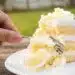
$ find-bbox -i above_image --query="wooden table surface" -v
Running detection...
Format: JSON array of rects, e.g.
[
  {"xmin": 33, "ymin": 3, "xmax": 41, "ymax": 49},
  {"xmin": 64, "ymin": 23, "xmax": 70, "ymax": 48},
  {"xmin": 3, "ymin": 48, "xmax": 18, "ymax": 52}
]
[{"xmin": 0, "ymin": 37, "xmax": 30, "ymax": 75}]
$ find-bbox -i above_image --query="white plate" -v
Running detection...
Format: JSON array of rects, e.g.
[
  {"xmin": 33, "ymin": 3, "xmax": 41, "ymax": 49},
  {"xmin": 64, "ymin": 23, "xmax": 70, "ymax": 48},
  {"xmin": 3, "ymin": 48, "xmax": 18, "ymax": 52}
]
[{"xmin": 5, "ymin": 49, "xmax": 75, "ymax": 75}]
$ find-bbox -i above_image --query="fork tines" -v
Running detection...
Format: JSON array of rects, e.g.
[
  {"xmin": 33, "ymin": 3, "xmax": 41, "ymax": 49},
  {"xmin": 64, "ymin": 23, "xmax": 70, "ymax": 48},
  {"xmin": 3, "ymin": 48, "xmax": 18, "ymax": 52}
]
[{"xmin": 50, "ymin": 36, "xmax": 64, "ymax": 55}]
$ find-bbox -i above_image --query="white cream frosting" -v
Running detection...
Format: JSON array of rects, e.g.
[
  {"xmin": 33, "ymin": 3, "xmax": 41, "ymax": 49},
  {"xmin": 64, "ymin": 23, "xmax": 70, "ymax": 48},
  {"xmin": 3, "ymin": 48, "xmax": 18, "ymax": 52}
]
[
  {"xmin": 39, "ymin": 8, "xmax": 75, "ymax": 28},
  {"xmin": 33, "ymin": 28, "xmax": 49, "ymax": 37},
  {"xmin": 61, "ymin": 35, "xmax": 75, "ymax": 41}
]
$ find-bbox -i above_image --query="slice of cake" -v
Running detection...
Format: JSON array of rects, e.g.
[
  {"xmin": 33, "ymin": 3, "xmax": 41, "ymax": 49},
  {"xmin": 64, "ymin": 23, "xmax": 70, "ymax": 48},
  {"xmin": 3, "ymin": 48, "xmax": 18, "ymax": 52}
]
[
  {"xmin": 25, "ymin": 8, "xmax": 75, "ymax": 71},
  {"xmin": 38, "ymin": 8, "xmax": 75, "ymax": 63}
]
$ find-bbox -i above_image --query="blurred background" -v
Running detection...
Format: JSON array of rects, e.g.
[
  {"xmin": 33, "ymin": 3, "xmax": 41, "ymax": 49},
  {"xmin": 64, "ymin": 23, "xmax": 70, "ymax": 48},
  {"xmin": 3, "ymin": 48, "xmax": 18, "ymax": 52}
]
[{"xmin": 0, "ymin": 0, "xmax": 75, "ymax": 36}]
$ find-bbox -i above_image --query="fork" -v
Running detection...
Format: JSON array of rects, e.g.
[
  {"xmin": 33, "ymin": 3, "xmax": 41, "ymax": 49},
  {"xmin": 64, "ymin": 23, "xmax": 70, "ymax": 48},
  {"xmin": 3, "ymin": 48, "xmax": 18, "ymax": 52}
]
[{"xmin": 50, "ymin": 36, "xmax": 64, "ymax": 55}]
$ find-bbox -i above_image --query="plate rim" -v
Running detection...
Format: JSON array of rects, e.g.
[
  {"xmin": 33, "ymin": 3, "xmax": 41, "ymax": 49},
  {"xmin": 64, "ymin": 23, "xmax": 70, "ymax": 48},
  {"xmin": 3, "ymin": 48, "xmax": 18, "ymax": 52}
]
[
  {"xmin": 5, "ymin": 49, "xmax": 75, "ymax": 75},
  {"xmin": 5, "ymin": 49, "xmax": 26, "ymax": 75}
]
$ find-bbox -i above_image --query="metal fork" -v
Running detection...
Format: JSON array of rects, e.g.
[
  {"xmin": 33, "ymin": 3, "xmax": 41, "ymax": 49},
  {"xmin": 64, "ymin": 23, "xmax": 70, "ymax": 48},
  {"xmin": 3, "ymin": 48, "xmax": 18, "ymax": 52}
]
[{"xmin": 50, "ymin": 36, "xmax": 64, "ymax": 55}]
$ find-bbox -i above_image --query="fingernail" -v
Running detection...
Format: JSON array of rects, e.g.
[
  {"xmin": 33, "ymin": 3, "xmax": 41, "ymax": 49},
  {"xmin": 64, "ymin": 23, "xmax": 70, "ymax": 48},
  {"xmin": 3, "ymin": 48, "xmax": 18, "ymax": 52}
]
[{"xmin": 8, "ymin": 33, "xmax": 23, "ymax": 43}]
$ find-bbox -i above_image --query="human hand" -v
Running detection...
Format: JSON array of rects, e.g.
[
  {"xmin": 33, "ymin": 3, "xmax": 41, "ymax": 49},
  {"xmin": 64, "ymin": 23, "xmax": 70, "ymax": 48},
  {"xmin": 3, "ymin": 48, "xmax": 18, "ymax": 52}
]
[{"xmin": 0, "ymin": 10, "xmax": 22, "ymax": 43}]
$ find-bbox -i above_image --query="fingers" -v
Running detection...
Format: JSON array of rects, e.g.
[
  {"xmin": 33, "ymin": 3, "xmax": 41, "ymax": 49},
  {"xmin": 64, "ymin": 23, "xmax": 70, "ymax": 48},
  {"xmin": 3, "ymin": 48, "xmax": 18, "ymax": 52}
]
[
  {"xmin": 0, "ymin": 10, "xmax": 17, "ymax": 31},
  {"xmin": 0, "ymin": 28, "xmax": 22, "ymax": 43},
  {"xmin": 4, "ymin": 14, "xmax": 18, "ymax": 31},
  {"xmin": 0, "ymin": 11, "xmax": 22, "ymax": 43}
]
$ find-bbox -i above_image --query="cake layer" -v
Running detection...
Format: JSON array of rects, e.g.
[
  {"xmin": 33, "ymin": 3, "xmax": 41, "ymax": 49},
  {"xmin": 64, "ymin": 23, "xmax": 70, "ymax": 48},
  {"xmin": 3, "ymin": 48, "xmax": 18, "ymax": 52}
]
[
  {"xmin": 61, "ymin": 35, "xmax": 75, "ymax": 51},
  {"xmin": 63, "ymin": 35, "xmax": 75, "ymax": 41},
  {"xmin": 30, "ymin": 42, "xmax": 75, "ymax": 51},
  {"xmin": 58, "ymin": 26, "xmax": 75, "ymax": 35},
  {"xmin": 64, "ymin": 42, "xmax": 75, "ymax": 51},
  {"xmin": 31, "ymin": 44, "xmax": 54, "ymax": 52},
  {"xmin": 44, "ymin": 26, "xmax": 75, "ymax": 36},
  {"xmin": 64, "ymin": 51, "xmax": 75, "ymax": 63},
  {"xmin": 45, "ymin": 27, "xmax": 59, "ymax": 36}
]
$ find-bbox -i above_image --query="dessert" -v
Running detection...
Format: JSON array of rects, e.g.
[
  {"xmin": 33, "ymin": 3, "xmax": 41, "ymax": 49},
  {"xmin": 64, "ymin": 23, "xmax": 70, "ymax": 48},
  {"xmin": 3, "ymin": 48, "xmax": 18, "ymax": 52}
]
[{"xmin": 25, "ymin": 8, "xmax": 75, "ymax": 71}]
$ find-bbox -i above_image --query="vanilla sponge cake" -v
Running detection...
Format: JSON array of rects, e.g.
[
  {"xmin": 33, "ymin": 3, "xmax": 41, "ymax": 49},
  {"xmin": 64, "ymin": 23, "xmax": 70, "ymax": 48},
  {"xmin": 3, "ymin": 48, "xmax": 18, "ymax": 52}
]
[{"xmin": 25, "ymin": 8, "xmax": 75, "ymax": 71}]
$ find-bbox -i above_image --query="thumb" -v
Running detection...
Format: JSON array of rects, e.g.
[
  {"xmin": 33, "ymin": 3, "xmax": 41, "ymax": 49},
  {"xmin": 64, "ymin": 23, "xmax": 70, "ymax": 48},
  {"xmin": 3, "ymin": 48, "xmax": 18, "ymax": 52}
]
[{"xmin": 0, "ymin": 28, "xmax": 22, "ymax": 43}]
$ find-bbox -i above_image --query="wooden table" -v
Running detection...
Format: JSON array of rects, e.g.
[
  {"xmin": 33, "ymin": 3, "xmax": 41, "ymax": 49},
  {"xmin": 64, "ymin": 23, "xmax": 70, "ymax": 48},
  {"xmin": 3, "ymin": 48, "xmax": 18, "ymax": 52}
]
[{"xmin": 0, "ymin": 37, "xmax": 30, "ymax": 75}]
